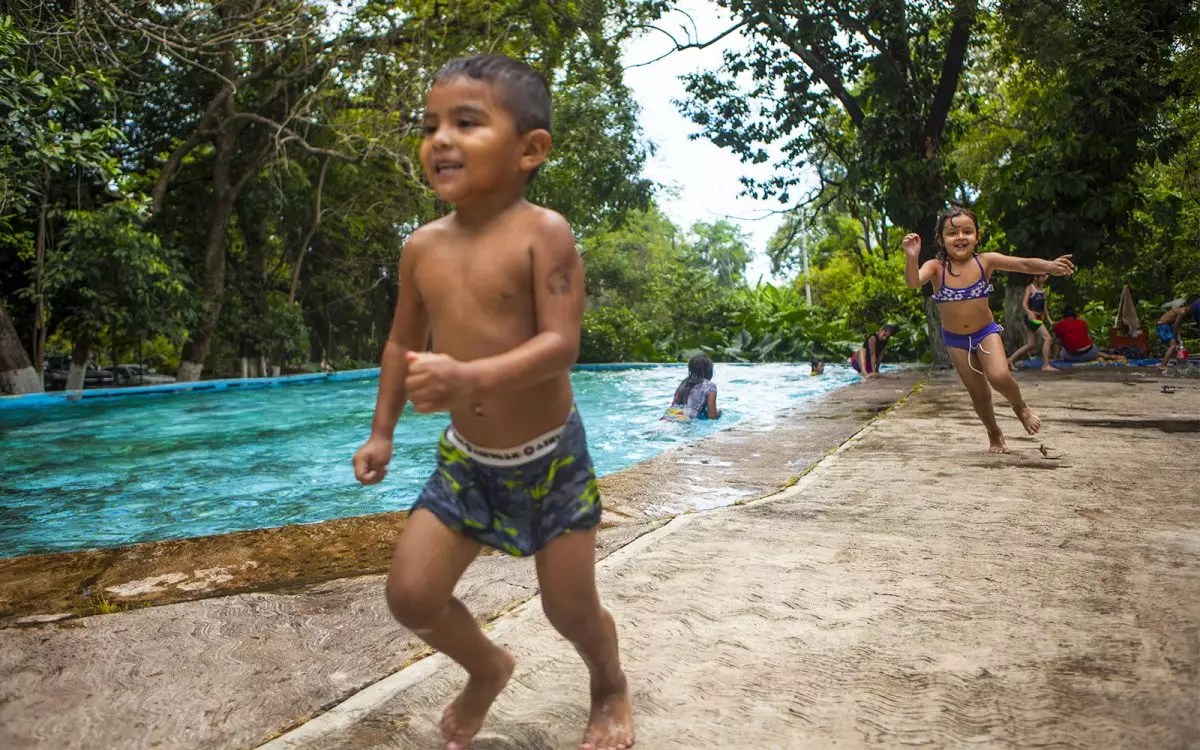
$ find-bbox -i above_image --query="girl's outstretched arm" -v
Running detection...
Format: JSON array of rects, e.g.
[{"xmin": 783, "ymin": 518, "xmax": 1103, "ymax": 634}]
[
  {"xmin": 983, "ymin": 253, "xmax": 1075, "ymax": 277},
  {"xmin": 902, "ymin": 233, "xmax": 939, "ymax": 288}
]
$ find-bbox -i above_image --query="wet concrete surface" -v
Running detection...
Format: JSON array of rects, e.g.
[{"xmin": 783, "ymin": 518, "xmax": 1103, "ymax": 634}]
[{"xmin": 261, "ymin": 371, "xmax": 1200, "ymax": 750}]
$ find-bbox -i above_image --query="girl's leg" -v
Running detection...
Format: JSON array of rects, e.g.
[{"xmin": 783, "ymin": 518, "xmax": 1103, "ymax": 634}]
[
  {"xmin": 948, "ymin": 346, "xmax": 1009, "ymax": 453},
  {"xmin": 1007, "ymin": 328, "xmax": 1038, "ymax": 368},
  {"xmin": 1038, "ymin": 326, "xmax": 1059, "ymax": 371},
  {"xmin": 386, "ymin": 510, "xmax": 513, "ymax": 749},
  {"xmin": 977, "ymin": 332, "xmax": 1041, "ymax": 435}
]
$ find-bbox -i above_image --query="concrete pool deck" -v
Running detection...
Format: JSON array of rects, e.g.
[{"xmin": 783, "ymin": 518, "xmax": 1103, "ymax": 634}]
[{"xmin": 4, "ymin": 370, "xmax": 1199, "ymax": 749}]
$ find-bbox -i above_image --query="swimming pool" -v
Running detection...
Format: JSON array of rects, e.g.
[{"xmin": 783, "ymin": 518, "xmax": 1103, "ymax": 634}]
[{"xmin": 0, "ymin": 364, "xmax": 860, "ymax": 557}]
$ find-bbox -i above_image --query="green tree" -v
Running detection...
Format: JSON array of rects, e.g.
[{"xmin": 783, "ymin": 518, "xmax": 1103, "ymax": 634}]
[
  {"xmin": 687, "ymin": 220, "xmax": 752, "ymax": 287},
  {"xmin": 669, "ymin": 0, "xmax": 980, "ymax": 363}
]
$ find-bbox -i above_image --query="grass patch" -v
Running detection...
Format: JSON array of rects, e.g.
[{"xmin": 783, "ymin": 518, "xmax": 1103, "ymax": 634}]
[{"xmin": 75, "ymin": 595, "xmax": 151, "ymax": 618}]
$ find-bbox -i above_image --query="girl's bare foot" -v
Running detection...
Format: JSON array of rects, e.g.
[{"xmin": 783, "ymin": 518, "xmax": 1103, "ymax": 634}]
[
  {"xmin": 1041, "ymin": 364, "xmax": 1060, "ymax": 372},
  {"xmin": 987, "ymin": 429, "xmax": 1009, "ymax": 454},
  {"xmin": 442, "ymin": 648, "xmax": 516, "ymax": 750},
  {"xmin": 1015, "ymin": 405, "xmax": 1041, "ymax": 435},
  {"xmin": 580, "ymin": 676, "xmax": 635, "ymax": 750}
]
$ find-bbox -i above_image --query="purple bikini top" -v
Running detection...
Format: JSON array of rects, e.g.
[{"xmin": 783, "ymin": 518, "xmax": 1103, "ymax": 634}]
[{"xmin": 931, "ymin": 256, "xmax": 993, "ymax": 304}]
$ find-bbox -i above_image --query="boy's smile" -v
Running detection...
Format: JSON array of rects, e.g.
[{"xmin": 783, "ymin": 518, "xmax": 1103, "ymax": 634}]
[{"xmin": 420, "ymin": 78, "xmax": 523, "ymax": 203}]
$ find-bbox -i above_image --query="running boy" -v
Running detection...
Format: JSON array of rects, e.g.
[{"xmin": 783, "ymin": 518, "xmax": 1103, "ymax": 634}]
[
  {"xmin": 353, "ymin": 55, "xmax": 633, "ymax": 750},
  {"xmin": 903, "ymin": 207, "xmax": 1074, "ymax": 453}
]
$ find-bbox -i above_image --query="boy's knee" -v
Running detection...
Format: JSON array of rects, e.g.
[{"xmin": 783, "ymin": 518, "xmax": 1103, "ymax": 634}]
[
  {"xmin": 542, "ymin": 594, "xmax": 601, "ymax": 639},
  {"xmin": 385, "ymin": 575, "xmax": 446, "ymax": 629}
]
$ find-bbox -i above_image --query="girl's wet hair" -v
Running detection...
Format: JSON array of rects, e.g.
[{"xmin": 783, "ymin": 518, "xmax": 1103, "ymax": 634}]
[
  {"xmin": 433, "ymin": 54, "xmax": 551, "ymax": 135},
  {"xmin": 934, "ymin": 206, "xmax": 980, "ymax": 274},
  {"xmin": 882, "ymin": 324, "xmax": 900, "ymax": 335},
  {"xmin": 674, "ymin": 354, "xmax": 714, "ymax": 406}
]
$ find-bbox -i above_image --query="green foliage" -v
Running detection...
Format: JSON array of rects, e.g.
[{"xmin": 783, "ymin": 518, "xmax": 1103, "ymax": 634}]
[
  {"xmin": 580, "ymin": 306, "xmax": 657, "ymax": 362},
  {"xmin": 42, "ymin": 196, "xmax": 190, "ymax": 345}
]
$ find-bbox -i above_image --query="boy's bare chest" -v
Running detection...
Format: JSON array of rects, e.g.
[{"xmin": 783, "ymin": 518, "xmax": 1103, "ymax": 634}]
[{"xmin": 415, "ymin": 243, "xmax": 535, "ymax": 325}]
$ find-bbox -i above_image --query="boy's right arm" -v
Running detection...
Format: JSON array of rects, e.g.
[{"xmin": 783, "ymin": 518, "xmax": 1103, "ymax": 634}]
[{"xmin": 354, "ymin": 235, "xmax": 430, "ymax": 485}]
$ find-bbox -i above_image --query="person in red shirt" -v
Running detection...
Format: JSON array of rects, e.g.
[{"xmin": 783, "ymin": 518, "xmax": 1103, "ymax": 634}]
[{"xmin": 1053, "ymin": 306, "xmax": 1127, "ymax": 364}]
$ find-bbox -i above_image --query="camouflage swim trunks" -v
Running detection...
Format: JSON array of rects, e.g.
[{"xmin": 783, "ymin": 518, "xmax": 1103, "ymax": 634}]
[{"xmin": 411, "ymin": 406, "xmax": 602, "ymax": 557}]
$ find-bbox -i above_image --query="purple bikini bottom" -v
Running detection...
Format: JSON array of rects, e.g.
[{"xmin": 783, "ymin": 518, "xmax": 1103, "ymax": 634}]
[{"xmin": 941, "ymin": 321, "xmax": 1003, "ymax": 352}]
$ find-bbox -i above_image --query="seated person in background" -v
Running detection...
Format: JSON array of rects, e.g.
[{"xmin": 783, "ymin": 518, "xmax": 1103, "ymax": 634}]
[
  {"xmin": 663, "ymin": 354, "xmax": 721, "ymax": 421},
  {"xmin": 1157, "ymin": 298, "xmax": 1199, "ymax": 367},
  {"xmin": 850, "ymin": 324, "xmax": 899, "ymax": 378},
  {"xmin": 1053, "ymin": 306, "xmax": 1128, "ymax": 364},
  {"xmin": 810, "ymin": 359, "xmax": 825, "ymax": 376}
]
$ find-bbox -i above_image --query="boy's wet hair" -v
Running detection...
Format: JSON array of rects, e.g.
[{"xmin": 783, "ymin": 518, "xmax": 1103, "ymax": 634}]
[
  {"xmin": 1063, "ymin": 305, "xmax": 1077, "ymax": 317},
  {"xmin": 934, "ymin": 206, "xmax": 980, "ymax": 272},
  {"xmin": 433, "ymin": 54, "xmax": 551, "ymax": 136}
]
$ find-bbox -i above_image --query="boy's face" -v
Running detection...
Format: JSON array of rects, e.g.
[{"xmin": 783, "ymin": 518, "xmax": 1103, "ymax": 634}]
[{"xmin": 420, "ymin": 77, "xmax": 548, "ymax": 204}]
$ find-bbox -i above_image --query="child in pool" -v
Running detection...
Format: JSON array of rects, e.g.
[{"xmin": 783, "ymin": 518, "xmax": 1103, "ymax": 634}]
[
  {"xmin": 903, "ymin": 207, "xmax": 1075, "ymax": 453},
  {"xmin": 662, "ymin": 354, "xmax": 721, "ymax": 421},
  {"xmin": 850, "ymin": 324, "xmax": 898, "ymax": 378},
  {"xmin": 1006, "ymin": 273, "xmax": 1059, "ymax": 371},
  {"xmin": 353, "ymin": 55, "xmax": 632, "ymax": 750}
]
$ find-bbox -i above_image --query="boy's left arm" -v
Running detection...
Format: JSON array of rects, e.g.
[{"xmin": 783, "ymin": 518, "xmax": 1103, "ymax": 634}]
[{"xmin": 405, "ymin": 213, "xmax": 582, "ymax": 412}]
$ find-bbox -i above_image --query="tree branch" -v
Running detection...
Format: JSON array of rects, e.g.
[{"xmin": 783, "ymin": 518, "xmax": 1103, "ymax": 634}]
[
  {"xmin": 623, "ymin": 18, "xmax": 752, "ymax": 70},
  {"xmin": 924, "ymin": 0, "xmax": 978, "ymax": 150},
  {"xmin": 289, "ymin": 156, "xmax": 330, "ymax": 303},
  {"xmin": 758, "ymin": 12, "xmax": 865, "ymax": 127}
]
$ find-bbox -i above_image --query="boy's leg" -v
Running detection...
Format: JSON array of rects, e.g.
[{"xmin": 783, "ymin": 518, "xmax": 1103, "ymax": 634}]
[
  {"xmin": 536, "ymin": 530, "xmax": 633, "ymax": 750},
  {"xmin": 978, "ymin": 333, "xmax": 1041, "ymax": 436},
  {"xmin": 388, "ymin": 509, "xmax": 515, "ymax": 749},
  {"xmin": 949, "ymin": 346, "xmax": 1008, "ymax": 453}
]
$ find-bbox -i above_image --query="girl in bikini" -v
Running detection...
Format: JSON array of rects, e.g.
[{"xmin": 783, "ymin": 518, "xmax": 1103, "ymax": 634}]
[
  {"xmin": 1006, "ymin": 274, "xmax": 1059, "ymax": 371},
  {"xmin": 903, "ymin": 207, "xmax": 1075, "ymax": 453}
]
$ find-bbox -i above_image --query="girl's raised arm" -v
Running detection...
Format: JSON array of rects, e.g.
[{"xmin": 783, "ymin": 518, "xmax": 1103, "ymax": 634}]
[{"xmin": 903, "ymin": 233, "xmax": 940, "ymax": 288}]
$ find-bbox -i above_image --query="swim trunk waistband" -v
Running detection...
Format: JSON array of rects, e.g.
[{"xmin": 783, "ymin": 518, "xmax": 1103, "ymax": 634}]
[{"xmin": 446, "ymin": 421, "xmax": 567, "ymax": 467}]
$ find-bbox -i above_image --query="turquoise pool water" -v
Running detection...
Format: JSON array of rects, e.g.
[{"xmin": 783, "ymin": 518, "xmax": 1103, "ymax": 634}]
[{"xmin": 0, "ymin": 364, "xmax": 860, "ymax": 557}]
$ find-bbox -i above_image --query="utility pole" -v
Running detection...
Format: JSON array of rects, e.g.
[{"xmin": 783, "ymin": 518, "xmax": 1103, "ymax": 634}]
[{"xmin": 801, "ymin": 234, "xmax": 813, "ymax": 306}]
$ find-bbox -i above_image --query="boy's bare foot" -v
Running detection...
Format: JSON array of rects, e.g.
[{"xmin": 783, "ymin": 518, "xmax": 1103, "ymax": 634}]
[
  {"xmin": 580, "ymin": 677, "xmax": 635, "ymax": 750},
  {"xmin": 1015, "ymin": 405, "xmax": 1041, "ymax": 435},
  {"xmin": 442, "ymin": 648, "xmax": 516, "ymax": 750},
  {"xmin": 987, "ymin": 429, "xmax": 1009, "ymax": 454}
]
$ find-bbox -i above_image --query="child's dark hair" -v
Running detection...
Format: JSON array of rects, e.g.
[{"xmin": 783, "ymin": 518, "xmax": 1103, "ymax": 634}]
[
  {"xmin": 934, "ymin": 206, "xmax": 980, "ymax": 275},
  {"xmin": 881, "ymin": 323, "xmax": 900, "ymax": 335},
  {"xmin": 1063, "ymin": 304, "xmax": 1077, "ymax": 317},
  {"xmin": 674, "ymin": 354, "xmax": 714, "ymax": 406},
  {"xmin": 433, "ymin": 54, "xmax": 551, "ymax": 136}
]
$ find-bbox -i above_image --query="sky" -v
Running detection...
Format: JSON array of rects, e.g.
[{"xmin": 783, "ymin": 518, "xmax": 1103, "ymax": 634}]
[{"xmin": 619, "ymin": 1, "xmax": 797, "ymax": 284}]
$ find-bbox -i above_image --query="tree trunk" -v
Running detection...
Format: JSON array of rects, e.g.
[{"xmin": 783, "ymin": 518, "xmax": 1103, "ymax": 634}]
[
  {"xmin": 923, "ymin": 296, "xmax": 950, "ymax": 368},
  {"xmin": 0, "ymin": 303, "xmax": 42, "ymax": 395},
  {"xmin": 66, "ymin": 335, "xmax": 91, "ymax": 392},
  {"xmin": 33, "ymin": 190, "xmax": 48, "ymax": 370},
  {"xmin": 177, "ymin": 123, "xmax": 241, "ymax": 382},
  {"xmin": 1003, "ymin": 274, "xmax": 1030, "ymax": 354}
]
